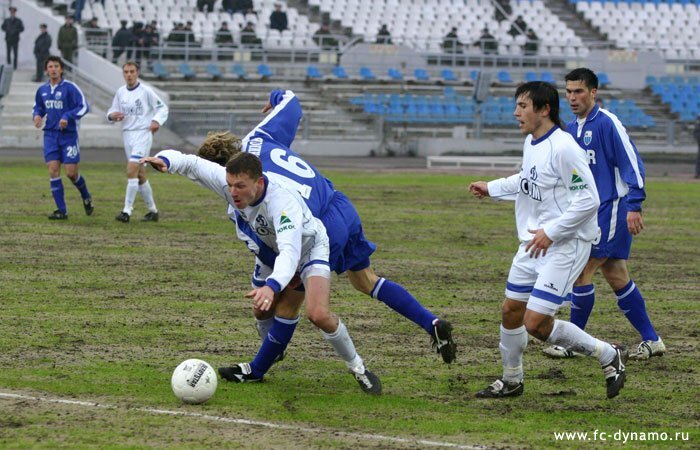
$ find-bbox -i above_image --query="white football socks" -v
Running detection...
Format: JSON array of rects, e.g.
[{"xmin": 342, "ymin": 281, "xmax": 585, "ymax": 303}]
[
  {"xmin": 322, "ymin": 319, "xmax": 365, "ymax": 374},
  {"xmin": 500, "ymin": 324, "xmax": 528, "ymax": 383},
  {"xmin": 123, "ymin": 178, "xmax": 139, "ymax": 215},
  {"xmin": 138, "ymin": 180, "xmax": 157, "ymax": 213},
  {"xmin": 547, "ymin": 319, "xmax": 616, "ymax": 365}
]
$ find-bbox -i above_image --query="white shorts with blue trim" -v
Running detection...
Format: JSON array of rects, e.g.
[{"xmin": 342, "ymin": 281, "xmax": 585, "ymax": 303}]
[
  {"xmin": 505, "ymin": 238, "xmax": 592, "ymax": 316},
  {"xmin": 123, "ymin": 129, "xmax": 153, "ymax": 162},
  {"xmin": 251, "ymin": 237, "xmax": 331, "ymax": 290}
]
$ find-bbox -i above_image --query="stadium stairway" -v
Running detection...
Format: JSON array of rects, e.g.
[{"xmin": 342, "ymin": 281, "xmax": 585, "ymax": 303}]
[
  {"xmin": 0, "ymin": 70, "xmax": 186, "ymax": 150},
  {"xmin": 549, "ymin": 0, "xmax": 610, "ymax": 48}
]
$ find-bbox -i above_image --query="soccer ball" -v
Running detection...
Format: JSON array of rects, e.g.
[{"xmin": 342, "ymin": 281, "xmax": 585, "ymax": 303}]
[{"xmin": 171, "ymin": 359, "xmax": 218, "ymax": 404}]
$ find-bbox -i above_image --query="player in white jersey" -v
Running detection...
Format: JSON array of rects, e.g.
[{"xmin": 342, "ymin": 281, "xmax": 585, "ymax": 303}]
[
  {"xmin": 108, "ymin": 61, "xmax": 168, "ymax": 223},
  {"xmin": 143, "ymin": 151, "xmax": 382, "ymax": 394},
  {"xmin": 469, "ymin": 82, "xmax": 627, "ymax": 399}
]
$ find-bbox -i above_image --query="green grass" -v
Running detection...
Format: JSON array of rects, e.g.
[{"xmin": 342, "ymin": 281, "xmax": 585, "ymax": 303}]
[{"xmin": 0, "ymin": 160, "xmax": 698, "ymax": 448}]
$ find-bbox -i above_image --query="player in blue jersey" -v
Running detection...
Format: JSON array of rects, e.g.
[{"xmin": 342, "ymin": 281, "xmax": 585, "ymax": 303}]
[
  {"xmin": 542, "ymin": 68, "xmax": 665, "ymax": 360},
  {"xmin": 196, "ymin": 90, "xmax": 456, "ymax": 364},
  {"xmin": 32, "ymin": 55, "xmax": 93, "ymax": 220}
]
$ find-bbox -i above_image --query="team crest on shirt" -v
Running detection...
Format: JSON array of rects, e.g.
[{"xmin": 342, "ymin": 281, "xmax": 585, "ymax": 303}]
[
  {"xmin": 255, "ymin": 215, "xmax": 273, "ymax": 236},
  {"xmin": 583, "ymin": 130, "xmax": 592, "ymax": 146},
  {"xmin": 55, "ymin": 91, "xmax": 62, "ymax": 100},
  {"xmin": 277, "ymin": 212, "xmax": 295, "ymax": 233}
]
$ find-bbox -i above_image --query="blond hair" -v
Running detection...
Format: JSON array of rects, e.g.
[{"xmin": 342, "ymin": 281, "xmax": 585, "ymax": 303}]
[{"xmin": 196, "ymin": 131, "xmax": 243, "ymax": 166}]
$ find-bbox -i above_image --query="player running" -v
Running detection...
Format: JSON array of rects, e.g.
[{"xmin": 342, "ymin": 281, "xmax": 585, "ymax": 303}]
[
  {"xmin": 32, "ymin": 55, "xmax": 93, "ymax": 220},
  {"xmin": 469, "ymin": 81, "xmax": 627, "ymax": 399}
]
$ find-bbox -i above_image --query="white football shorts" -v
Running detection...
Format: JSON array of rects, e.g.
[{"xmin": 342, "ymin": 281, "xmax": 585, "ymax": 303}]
[
  {"xmin": 250, "ymin": 237, "xmax": 331, "ymax": 290},
  {"xmin": 123, "ymin": 129, "xmax": 153, "ymax": 162},
  {"xmin": 505, "ymin": 238, "xmax": 592, "ymax": 316}
]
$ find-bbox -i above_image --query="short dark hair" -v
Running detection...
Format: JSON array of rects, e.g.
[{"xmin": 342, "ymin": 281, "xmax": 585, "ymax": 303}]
[
  {"xmin": 225, "ymin": 152, "xmax": 263, "ymax": 180},
  {"xmin": 515, "ymin": 81, "xmax": 562, "ymax": 129},
  {"xmin": 123, "ymin": 60, "xmax": 140, "ymax": 71},
  {"xmin": 565, "ymin": 67, "xmax": 599, "ymax": 90},
  {"xmin": 44, "ymin": 55, "xmax": 64, "ymax": 70}
]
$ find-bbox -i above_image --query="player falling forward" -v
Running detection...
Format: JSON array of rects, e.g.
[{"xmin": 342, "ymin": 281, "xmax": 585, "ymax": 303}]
[
  {"xmin": 469, "ymin": 81, "xmax": 627, "ymax": 399},
  {"xmin": 144, "ymin": 89, "xmax": 456, "ymax": 365}
]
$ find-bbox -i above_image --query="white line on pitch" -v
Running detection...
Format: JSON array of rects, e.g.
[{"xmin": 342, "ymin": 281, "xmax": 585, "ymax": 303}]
[{"xmin": 0, "ymin": 392, "xmax": 485, "ymax": 449}]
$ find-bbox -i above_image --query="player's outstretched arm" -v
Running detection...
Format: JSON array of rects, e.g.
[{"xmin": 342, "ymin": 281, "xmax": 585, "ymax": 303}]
[
  {"xmin": 140, "ymin": 156, "xmax": 168, "ymax": 172},
  {"xmin": 469, "ymin": 181, "xmax": 490, "ymax": 199}
]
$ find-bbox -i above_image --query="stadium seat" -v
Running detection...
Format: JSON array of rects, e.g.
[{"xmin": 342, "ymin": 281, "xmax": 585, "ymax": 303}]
[
  {"xmin": 359, "ymin": 67, "xmax": 376, "ymax": 80},
  {"xmin": 497, "ymin": 70, "xmax": 513, "ymax": 84},
  {"xmin": 540, "ymin": 71, "xmax": 556, "ymax": 84},
  {"xmin": 414, "ymin": 68, "xmax": 430, "ymax": 82},
  {"xmin": 152, "ymin": 62, "xmax": 170, "ymax": 80},
  {"xmin": 388, "ymin": 68, "xmax": 403, "ymax": 81},
  {"xmin": 231, "ymin": 64, "xmax": 247, "ymax": 80},
  {"xmin": 307, "ymin": 65, "xmax": 323, "ymax": 80},
  {"xmin": 257, "ymin": 64, "xmax": 273, "ymax": 79},
  {"xmin": 441, "ymin": 68, "xmax": 458, "ymax": 82},
  {"xmin": 598, "ymin": 72, "xmax": 611, "ymax": 87},
  {"xmin": 206, "ymin": 64, "xmax": 222, "ymax": 81},
  {"xmin": 524, "ymin": 72, "xmax": 538, "ymax": 82},
  {"xmin": 178, "ymin": 63, "xmax": 196, "ymax": 80},
  {"xmin": 332, "ymin": 65, "xmax": 349, "ymax": 79}
]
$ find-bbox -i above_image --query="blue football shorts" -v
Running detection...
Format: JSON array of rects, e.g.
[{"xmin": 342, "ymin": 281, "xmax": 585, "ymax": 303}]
[
  {"xmin": 43, "ymin": 130, "xmax": 80, "ymax": 164},
  {"xmin": 591, "ymin": 198, "xmax": 633, "ymax": 260},
  {"xmin": 322, "ymin": 191, "xmax": 376, "ymax": 274}
]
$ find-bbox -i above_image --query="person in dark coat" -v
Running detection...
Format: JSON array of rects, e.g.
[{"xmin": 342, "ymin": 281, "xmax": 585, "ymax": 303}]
[
  {"xmin": 376, "ymin": 24, "xmax": 392, "ymax": 44},
  {"xmin": 2, "ymin": 6, "xmax": 24, "ymax": 69},
  {"xmin": 215, "ymin": 22, "xmax": 234, "ymax": 47},
  {"xmin": 269, "ymin": 3, "xmax": 288, "ymax": 32},
  {"xmin": 112, "ymin": 20, "xmax": 133, "ymax": 62},
  {"xmin": 523, "ymin": 28, "xmax": 539, "ymax": 56},
  {"xmin": 33, "ymin": 24, "xmax": 52, "ymax": 82},
  {"xmin": 57, "ymin": 15, "xmax": 78, "ymax": 64},
  {"xmin": 442, "ymin": 27, "xmax": 463, "ymax": 54}
]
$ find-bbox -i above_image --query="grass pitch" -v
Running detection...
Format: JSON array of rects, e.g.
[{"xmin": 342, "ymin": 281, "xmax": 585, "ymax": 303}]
[{"xmin": 0, "ymin": 160, "xmax": 698, "ymax": 448}]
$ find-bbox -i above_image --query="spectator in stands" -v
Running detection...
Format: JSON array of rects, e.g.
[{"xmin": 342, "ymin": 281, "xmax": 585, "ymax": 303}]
[
  {"xmin": 112, "ymin": 20, "xmax": 134, "ymax": 63},
  {"xmin": 183, "ymin": 21, "xmax": 200, "ymax": 46},
  {"xmin": 494, "ymin": 0, "xmax": 512, "ymax": 22},
  {"xmin": 313, "ymin": 23, "xmax": 338, "ymax": 51},
  {"xmin": 167, "ymin": 23, "xmax": 185, "ymax": 44},
  {"xmin": 442, "ymin": 27, "xmax": 463, "ymax": 54},
  {"xmin": 84, "ymin": 17, "xmax": 108, "ymax": 58},
  {"xmin": 269, "ymin": 3, "xmax": 288, "ymax": 32},
  {"xmin": 694, "ymin": 115, "xmax": 700, "ymax": 179},
  {"xmin": 197, "ymin": 0, "xmax": 216, "ymax": 13},
  {"xmin": 33, "ymin": 24, "xmax": 51, "ymax": 82},
  {"xmin": 131, "ymin": 22, "xmax": 146, "ymax": 63},
  {"xmin": 474, "ymin": 27, "xmax": 498, "ymax": 55},
  {"xmin": 73, "ymin": 0, "xmax": 86, "ymax": 22},
  {"xmin": 149, "ymin": 21, "xmax": 160, "ymax": 42},
  {"xmin": 2, "ymin": 6, "xmax": 24, "ymax": 70},
  {"xmin": 224, "ymin": 0, "xmax": 255, "ymax": 16},
  {"xmin": 376, "ymin": 24, "xmax": 392, "ymax": 44},
  {"xmin": 240, "ymin": 21, "xmax": 261, "ymax": 47},
  {"xmin": 523, "ymin": 28, "xmax": 539, "ymax": 56},
  {"xmin": 215, "ymin": 22, "xmax": 235, "ymax": 47},
  {"xmin": 142, "ymin": 23, "xmax": 157, "ymax": 62},
  {"xmin": 508, "ymin": 15, "xmax": 527, "ymax": 37},
  {"xmin": 58, "ymin": 15, "xmax": 78, "ymax": 64}
]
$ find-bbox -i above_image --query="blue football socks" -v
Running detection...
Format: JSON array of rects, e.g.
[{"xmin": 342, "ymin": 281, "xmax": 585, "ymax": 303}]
[
  {"xmin": 50, "ymin": 177, "xmax": 66, "ymax": 213},
  {"xmin": 616, "ymin": 280, "xmax": 659, "ymax": 341},
  {"xmin": 71, "ymin": 174, "xmax": 91, "ymax": 200},
  {"xmin": 570, "ymin": 284, "xmax": 595, "ymax": 330},
  {"xmin": 249, "ymin": 316, "xmax": 299, "ymax": 378},
  {"xmin": 372, "ymin": 278, "xmax": 437, "ymax": 334}
]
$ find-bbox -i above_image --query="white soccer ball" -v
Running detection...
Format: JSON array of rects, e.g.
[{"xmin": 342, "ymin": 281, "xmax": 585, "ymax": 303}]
[{"xmin": 171, "ymin": 359, "xmax": 218, "ymax": 404}]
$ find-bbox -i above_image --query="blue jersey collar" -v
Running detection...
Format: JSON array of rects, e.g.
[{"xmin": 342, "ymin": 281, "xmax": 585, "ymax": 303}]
[
  {"xmin": 251, "ymin": 175, "xmax": 269, "ymax": 207},
  {"xmin": 531, "ymin": 125, "xmax": 559, "ymax": 145},
  {"xmin": 585, "ymin": 104, "xmax": 600, "ymax": 122},
  {"xmin": 127, "ymin": 82, "xmax": 140, "ymax": 91}
]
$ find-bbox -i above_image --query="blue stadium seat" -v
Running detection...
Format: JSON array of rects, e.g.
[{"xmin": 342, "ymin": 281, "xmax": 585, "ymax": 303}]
[
  {"xmin": 414, "ymin": 68, "xmax": 430, "ymax": 81},
  {"xmin": 178, "ymin": 63, "xmax": 196, "ymax": 80},
  {"xmin": 257, "ymin": 64, "xmax": 273, "ymax": 79},
  {"xmin": 307, "ymin": 65, "xmax": 323, "ymax": 80},
  {"xmin": 388, "ymin": 68, "xmax": 403, "ymax": 81},
  {"xmin": 441, "ymin": 68, "xmax": 457, "ymax": 82},
  {"xmin": 206, "ymin": 63, "xmax": 222, "ymax": 80},
  {"xmin": 332, "ymin": 65, "xmax": 349, "ymax": 79},
  {"xmin": 524, "ymin": 72, "xmax": 538, "ymax": 82},
  {"xmin": 359, "ymin": 67, "xmax": 376, "ymax": 80},
  {"xmin": 597, "ymin": 72, "xmax": 610, "ymax": 87},
  {"xmin": 497, "ymin": 70, "xmax": 513, "ymax": 84},
  {"xmin": 152, "ymin": 62, "xmax": 170, "ymax": 80},
  {"xmin": 540, "ymin": 71, "xmax": 555, "ymax": 84},
  {"xmin": 231, "ymin": 64, "xmax": 247, "ymax": 80},
  {"xmin": 470, "ymin": 70, "xmax": 479, "ymax": 82}
]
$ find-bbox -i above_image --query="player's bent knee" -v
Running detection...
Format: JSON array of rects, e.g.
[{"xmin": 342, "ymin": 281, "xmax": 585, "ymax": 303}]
[{"xmin": 523, "ymin": 314, "xmax": 553, "ymax": 341}]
